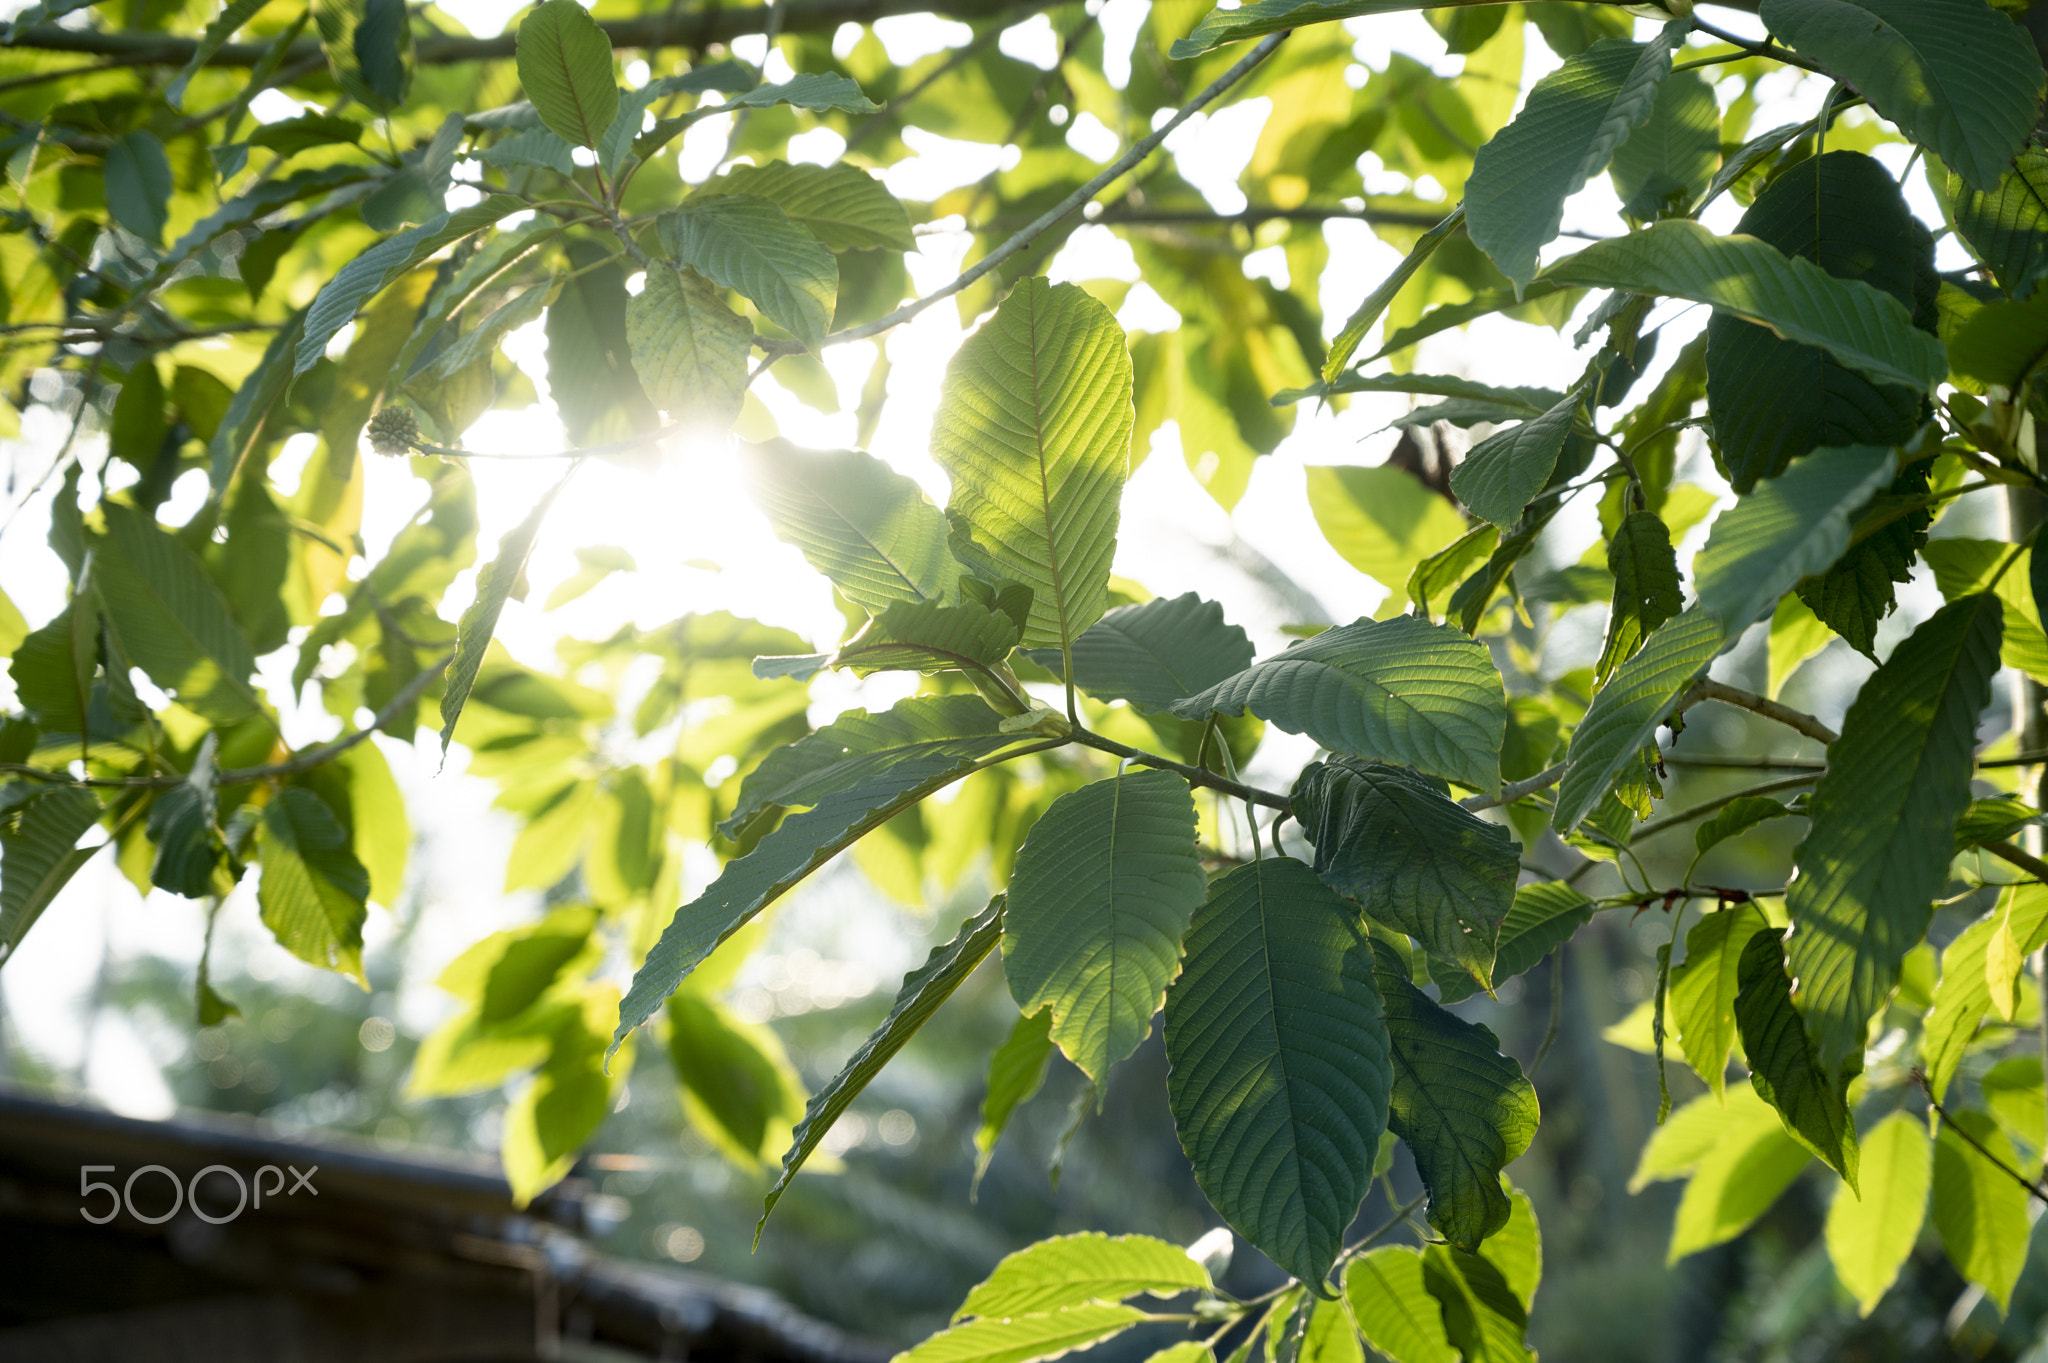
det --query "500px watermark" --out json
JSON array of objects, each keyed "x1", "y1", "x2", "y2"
[{"x1": 79, "y1": 1163, "x2": 317, "y2": 1225}]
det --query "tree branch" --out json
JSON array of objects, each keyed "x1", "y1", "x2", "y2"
[
  {"x1": 4, "y1": 0, "x2": 1037, "y2": 68},
  {"x1": 1068, "y1": 727, "x2": 1292, "y2": 813},
  {"x1": 1678, "y1": 678, "x2": 1839, "y2": 746},
  {"x1": 1461, "y1": 762, "x2": 1564, "y2": 812},
  {"x1": 1914, "y1": 1068, "x2": 2048, "y2": 1207},
  {"x1": 1631, "y1": 772, "x2": 1822, "y2": 844}
]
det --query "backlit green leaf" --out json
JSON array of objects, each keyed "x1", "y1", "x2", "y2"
[
  {"x1": 1436, "y1": 882, "x2": 1593, "y2": 1008},
  {"x1": 701, "y1": 160, "x2": 915, "y2": 253},
  {"x1": 1539, "y1": 220, "x2": 1947, "y2": 393},
  {"x1": 1667, "y1": 903, "x2": 1769, "y2": 1101},
  {"x1": 974, "y1": 1008, "x2": 1054, "y2": 1189},
  {"x1": 1924, "y1": 886, "x2": 2048, "y2": 1102},
  {"x1": 762, "y1": 895, "x2": 1005, "y2": 1237},
  {"x1": 1447, "y1": 389, "x2": 1581, "y2": 528},
  {"x1": 896, "y1": 1306, "x2": 1147, "y2": 1363},
  {"x1": 1933, "y1": 1109, "x2": 2032, "y2": 1311},
  {"x1": 1946, "y1": 149, "x2": 2048, "y2": 299},
  {"x1": 667, "y1": 991, "x2": 806, "y2": 1168},
  {"x1": 440, "y1": 477, "x2": 567, "y2": 755},
  {"x1": 932, "y1": 278, "x2": 1132, "y2": 651},
  {"x1": 1421, "y1": 1244, "x2": 1531, "y2": 1363},
  {"x1": 92, "y1": 503, "x2": 263, "y2": 726},
  {"x1": 1826, "y1": 1110, "x2": 1931, "y2": 1317},
  {"x1": 626, "y1": 264, "x2": 751, "y2": 427},
  {"x1": 743, "y1": 439, "x2": 957, "y2": 613},
  {"x1": 956, "y1": 1233, "x2": 1211, "y2": 1320},
  {"x1": 1306, "y1": 466, "x2": 1470, "y2": 595},
  {"x1": 515, "y1": 0, "x2": 619, "y2": 148},
  {"x1": 1663, "y1": 1094, "x2": 1811, "y2": 1262},
  {"x1": 104, "y1": 131, "x2": 172, "y2": 247},
  {"x1": 1345, "y1": 1248, "x2": 1457, "y2": 1363},
  {"x1": 257, "y1": 787, "x2": 371, "y2": 985},
  {"x1": 659, "y1": 195, "x2": 837, "y2": 350},
  {"x1": 1553, "y1": 608, "x2": 1724, "y2": 832},
  {"x1": 1063, "y1": 593, "x2": 1253, "y2": 712},
  {"x1": 1735, "y1": 929, "x2": 1859, "y2": 1185},
  {"x1": 0, "y1": 784, "x2": 102, "y2": 966}
]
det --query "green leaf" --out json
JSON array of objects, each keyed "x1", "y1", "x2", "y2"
[
  {"x1": 1759, "y1": 0, "x2": 2044, "y2": 193},
  {"x1": 1826, "y1": 1110, "x2": 1932, "y2": 1317},
  {"x1": 666, "y1": 991, "x2": 805, "y2": 1167},
  {"x1": 1925, "y1": 538, "x2": 2048, "y2": 685},
  {"x1": 1957, "y1": 796, "x2": 2043, "y2": 853},
  {"x1": 1305, "y1": 374, "x2": 1563, "y2": 411},
  {"x1": 1933, "y1": 1109, "x2": 2033, "y2": 1311},
  {"x1": 1447, "y1": 389, "x2": 1581, "y2": 528},
  {"x1": 1422, "y1": 1245, "x2": 1532, "y2": 1363},
  {"x1": 1171, "y1": 0, "x2": 1456, "y2": 60},
  {"x1": 148, "y1": 745, "x2": 220, "y2": 900},
  {"x1": 974, "y1": 1007, "x2": 1054, "y2": 1189},
  {"x1": 1946, "y1": 149, "x2": 2048, "y2": 299},
  {"x1": 1345, "y1": 1248, "x2": 1457, "y2": 1363},
  {"x1": 1693, "y1": 444, "x2": 1899, "y2": 635},
  {"x1": 827, "y1": 597, "x2": 1020, "y2": 678},
  {"x1": 1795, "y1": 459, "x2": 1930, "y2": 659},
  {"x1": 1538, "y1": 220, "x2": 1948, "y2": 393},
  {"x1": 742, "y1": 439, "x2": 957, "y2": 612},
  {"x1": 1924, "y1": 886, "x2": 2048, "y2": 1101},
  {"x1": 1306, "y1": 466, "x2": 1470, "y2": 595},
  {"x1": 515, "y1": 0, "x2": 619, "y2": 148},
  {"x1": 626, "y1": 264, "x2": 751, "y2": 427},
  {"x1": 1608, "y1": 68, "x2": 1721, "y2": 219},
  {"x1": 729, "y1": 72, "x2": 880, "y2": 114},
  {"x1": 1171, "y1": 615, "x2": 1506, "y2": 793},
  {"x1": 313, "y1": 0, "x2": 412, "y2": 110},
  {"x1": 1735, "y1": 929, "x2": 1859, "y2": 1185},
  {"x1": 1553, "y1": 608, "x2": 1724, "y2": 832},
  {"x1": 1061, "y1": 593, "x2": 1253, "y2": 712},
  {"x1": 547, "y1": 239, "x2": 660, "y2": 447},
  {"x1": 246, "y1": 112, "x2": 367, "y2": 156},
  {"x1": 92, "y1": 503, "x2": 263, "y2": 726},
  {"x1": 1373, "y1": 941, "x2": 1539, "y2": 1251},
  {"x1": 1597, "y1": 510, "x2": 1681, "y2": 680},
  {"x1": 0, "y1": 785, "x2": 102, "y2": 966},
  {"x1": 257, "y1": 787, "x2": 371, "y2": 985},
  {"x1": 1698, "y1": 119, "x2": 1808, "y2": 215},
  {"x1": 1323, "y1": 205, "x2": 1464, "y2": 381},
  {"x1": 896, "y1": 1306, "x2": 1147, "y2": 1363},
  {"x1": 956, "y1": 1233, "x2": 1212, "y2": 1320},
  {"x1": 1983, "y1": 1056, "x2": 2045, "y2": 1157},
  {"x1": 1466, "y1": 30, "x2": 1685, "y2": 293},
  {"x1": 168, "y1": 0, "x2": 270, "y2": 108},
  {"x1": 1694, "y1": 799, "x2": 1795, "y2": 858},
  {"x1": 1163, "y1": 857, "x2": 1393, "y2": 1288},
  {"x1": 1949, "y1": 291, "x2": 2048, "y2": 389},
  {"x1": 659, "y1": 196, "x2": 837, "y2": 350},
  {"x1": 1292, "y1": 758, "x2": 1518, "y2": 992},
  {"x1": 440, "y1": 477, "x2": 566, "y2": 755},
  {"x1": 1662, "y1": 1093, "x2": 1812, "y2": 1262},
  {"x1": 296, "y1": 196, "x2": 522, "y2": 375},
  {"x1": 700, "y1": 160, "x2": 915, "y2": 253},
  {"x1": 761, "y1": 895, "x2": 1005, "y2": 1237},
  {"x1": 1785, "y1": 593, "x2": 2002, "y2": 1079},
  {"x1": 1003, "y1": 770, "x2": 1204, "y2": 1084},
  {"x1": 104, "y1": 130, "x2": 172, "y2": 247},
  {"x1": 1481, "y1": 1184, "x2": 1542, "y2": 1311},
  {"x1": 1298, "y1": 1294, "x2": 1363, "y2": 1363},
  {"x1": 932, "y1": 278, "x2": 1133, "y2": 651},
  {"x1": 479, "y1": 125, "x2": 578, "y2": 175},
  {"x1": 1436, "y1": 882, "x2": 1594, "y2": 1008},
  {"x1": 410, "y1": 280, "x2": 551, "y2": 388},
  {"x1": 1667, "y1": 904, "x2": 1769, "y2": 1100},
  {"x1": 621, "y1": 697, "x2": 1020, "y2": 1042},
  {"x1": 1768, "y1": 594, "x2": 1834, "y2": 699},
  {"x1": 1703, "y1": 154, "x2": 1929, "y2": 492}
]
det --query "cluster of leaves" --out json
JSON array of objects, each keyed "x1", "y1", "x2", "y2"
[{"x1": 12, "y1": 0, "x2": 2048, "y2": 1355}]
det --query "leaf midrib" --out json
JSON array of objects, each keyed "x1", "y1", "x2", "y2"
[{"x1": 1025, "y1": 288, "x2": 1076, "y2": 652}]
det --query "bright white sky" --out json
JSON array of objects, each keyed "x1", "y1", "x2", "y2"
[{"x1": 0, "y1": 3, "x2": 1977, "y2": 1122}]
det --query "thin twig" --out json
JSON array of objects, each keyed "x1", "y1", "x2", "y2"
[
  {"x1": 1678, "y1": 678, "x2": 1838, "y2": 746},
  {"x1": 772, "y1": 29, "x2": 1290, "y2": 354},
  {"x1": 1915, "y1": 1068, "x2": 2048, "y2": 1207},
  {"x1": 1531, "y1": 948, "x2": 1565, "y2": 1077},
  {"x1": 1631, "y1": 773, "x2": 1822, "y2": 843},
  {"x1": 1069, "y1": 727, "x2": 1291, "y2": 813}
]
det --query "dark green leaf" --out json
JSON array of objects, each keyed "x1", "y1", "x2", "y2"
[
  {"x1": 1694, "y1": 798, "x2": 1795, "y2": 857},
  {"x1": 1608, "y1": 68, "x2": 1721, "y2": 219},
  {"x1": 1373, "y1": 941, "x2": 1539, "y2": 1251},
  {"x1": 313, "y1": 0, "x2": 412, "y2": 111},
  {"x1": 1448, "y1": 389, "x2": 1581, "y2": 527},
  {"x1": 1704, "y1": 154, "x2": 1929, "y2": 492},
  {"x1": 1061, "y1": 592, "x2": 1253, "y2": 712},
  {"x1": 1759, "y1": 0, "x2": 2044, "y2": 192},
  {"x1": 1171, "y1": 0, "x2": 1463, "y2": 60},
  {"x1": 1795, "y1": 458, "x2": 1932, "y2": 659},
  {"x1": 1955, "y1": 796, "x2": 2041, "y2": 852},
  {"x1": 147, "y1": 740, "x2": 220, "y2": 899},
  {"x1": 621, "y1": 697, "x2": 1021, "y2": 1042},
  {"x1": 760, "y1": 895, "x2": 1005, "y2": 1237},
  {"x1": 667, "y1": 991, "x2": 805, "y2": 1166},
  {"x1": 546, "y1": 239, "x2": 659, "y2": 447},
  {"x1": 1293, "y1": 758, "x2": 1518, "y2": 992},
  {"x1": 92, "y1": 503, "x2": 263, "y2": 726},
  {"x1": 1422, "y1": 1245, "x2": 1532, "y2": 1363},
  {"x1": 1553, "y1": 608, "x2": 1724, "y2": 832},
  {"x1": 728, "y1": 72, "x2": 880, "y2": 113},
  {"x1": 1736, "y1": 928, "x2": 1859, "y2": 1184},
  {"x1": 1171, "y1": 615, "x2": 1506, "y2": 792},
  {"x1": 1435, "y1": 882, "x2": 1593, "y2": 1007},
  {"x1": 1785, "y1": 593, "x2": 2002, "y2": 1078},
  {"x1": 932, "y1": 278, "x2": 1132, "y2": 651},
  {"x1": 1163, "y1": 857, "x2": 1392, "y2": 1287},
  {"x1": 1467, "y1": 29, "x2": 1685, "y2": 292},
  {"x1": 1598, "y1": 511, "x2": 1681, "y2": 681},
  {"x1": 828, "y1": 597, "x2": 1020, "y2": 677},
  {"x1": 479, "y1": 125, "x2": 578, "y2": 175}
]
